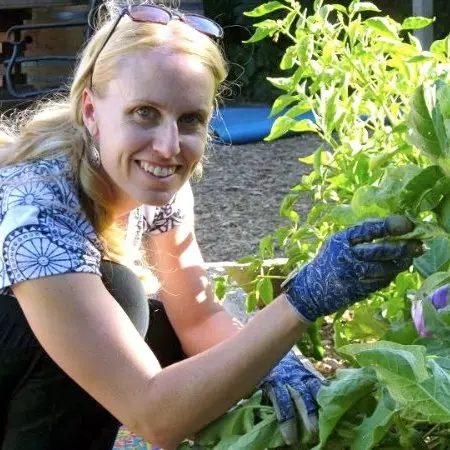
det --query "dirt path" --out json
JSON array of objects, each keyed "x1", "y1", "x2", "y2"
[{"x1": 192, "y1": 133, "x2": 322, "y2": 262}]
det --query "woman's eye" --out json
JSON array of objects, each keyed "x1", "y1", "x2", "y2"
[
  {"x1": 179, "y1": 114, "x2": 204, "y2": 126},
  {"x1": 133, "y1": 106, "x2": 157, "y2": 120}
]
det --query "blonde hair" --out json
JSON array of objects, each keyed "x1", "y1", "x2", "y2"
[{"x1": 0, "y1": 2, "x2": 228, "y2": 279}]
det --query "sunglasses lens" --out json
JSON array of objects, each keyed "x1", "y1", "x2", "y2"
[
  {"x1": 129, "y1": 5, "x2": 171, "y2": 24},
  {"x1": 183, "y1": 15, "x2": 223, "y2": 38}
]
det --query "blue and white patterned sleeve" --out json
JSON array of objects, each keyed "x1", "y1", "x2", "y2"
[
  {"x1": 0, "y1": 157, "x2": 102, "y2": 294},
  {"x1": 142, "y1": 182, "x2": 193, "y2": 236}
]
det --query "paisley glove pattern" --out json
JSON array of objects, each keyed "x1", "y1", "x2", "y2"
[
  {"x1": 259, "y1": 350, "x2": 326, "y2": 445},
  {"x1": 283, "y1": 217, "x2": 422, "y2": 322}
]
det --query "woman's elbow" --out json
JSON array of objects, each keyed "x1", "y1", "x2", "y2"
[{"x1": 130, "y1": 417, "x2": 185, "y2": 450}]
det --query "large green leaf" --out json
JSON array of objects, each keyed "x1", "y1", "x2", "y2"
[
  {"x1": 413, "y1": 236, "x2": 450, "y2": 278},
  {"x1": 314, "y1": 368, "x2": 378, "y2": 449},
  {"x1": 407, "y1": 84, "x2": 449, "y2": 161},
  {"x1": 188, "y1": 390, "x2": 286, "y2": 450},
  {"x1": 194, "y1": 392, "x2": 261, "y2": 446},
  {"x1": 399, "y1": 165, "x2": 447, "y2": 213},
  {"x1": 212, "y1": 416, "x2": 281, "y2": 450},
  {"x1": 350, "y1": 388, "x2": 398, "y2": 450},
  {"x1": 351, "y1": 165, "x2": 422, "y2": 218},
  {"x1": 438, "y1": 83, "x2": 450, "y2": 145},
  {"x1": 343, "y1": 304, "x2": 389, "y2": 341},
  {"x1": 339, "y1": 341, "x2": 450, "y2": 423},
  {"x1": 405, "y1": 359, "x2": 450, "y2": 423},
  {"x1": 438, "y1": 83, "x2": 450, "y2": 118}
]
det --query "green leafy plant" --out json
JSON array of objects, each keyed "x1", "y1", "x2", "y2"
[
  {"x1": 221, "y1": 0, "x2": 450, "y2": 342},
  {"x1": 208, "y1": 0, "x2": 450, "y2": 447},
  {"x1": 177, "y1": 390, "x2": 288, "y2": 450}
]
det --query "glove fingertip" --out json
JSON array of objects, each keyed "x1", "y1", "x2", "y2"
[
  {"x1": 386, "y1": 215, "x2": 414, "y2": 236},
  {"x1": 279, "y1": 420, "x2": 299, "y2": 446}
]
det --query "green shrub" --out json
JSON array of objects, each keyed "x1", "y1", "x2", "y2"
[
  {"x1": 212, "y1": 0, "x2": 450, "y2": 447},
  {"x1": 204, "y1": 0, "x2": 449, "y2": 103}
]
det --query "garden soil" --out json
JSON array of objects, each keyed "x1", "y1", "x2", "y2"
[{"x1": 192, "y1": 133, "x2": 321, "y2": 263}]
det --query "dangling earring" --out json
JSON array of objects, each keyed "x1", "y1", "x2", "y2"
[{"x1": 88, "y1": 144, "x2": 101, "y2": 168}]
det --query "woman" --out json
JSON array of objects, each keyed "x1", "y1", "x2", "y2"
[{"x1": 0, "y1": 1, "x2": 422, "y2": 449}]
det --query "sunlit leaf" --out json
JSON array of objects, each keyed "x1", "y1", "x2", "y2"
[
  {"x1": 401, "y1": 17, "x2": 435, "y2": 31},
  {"x1": 244, "y1": 1, "x2": 287, "y2": 17}
]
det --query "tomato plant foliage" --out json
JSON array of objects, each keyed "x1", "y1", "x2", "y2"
[{"x1": 206, "y1": 0, "x2": 450, "y2": 448}]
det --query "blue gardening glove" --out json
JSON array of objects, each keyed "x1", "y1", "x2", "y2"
[
  {"x1": 259, "y1": 350, "x2": 326, "y2": 445},
  {"x1": 412, "y1": 284, "x2": 450, "y2": 337},
  {"x1": 283, "y1": 216, "x2": 423, "y2": 323}
]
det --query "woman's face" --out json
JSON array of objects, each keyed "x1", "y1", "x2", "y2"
[{"x1": 82, "y1": 47, "x2": 215, "y2": 214}]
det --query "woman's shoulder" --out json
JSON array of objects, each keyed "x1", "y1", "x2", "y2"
[
  {"x1": 0, "y1": 155, "x2": 80, "y2": 210},
  {"x1": 0, "y1": 155, "x2": 101, "y2": 290},
  {"x1": 0, "y1": 154, "x2": 71, "y2": 181}
]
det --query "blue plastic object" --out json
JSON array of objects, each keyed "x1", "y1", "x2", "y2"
[{"x1": 209, "y1": 106, "x2": 315, "y2": 145}]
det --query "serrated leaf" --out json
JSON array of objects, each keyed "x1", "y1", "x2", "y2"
[
  {"x1": 401, "y1": 16, "x2": 435, "y2": 30},
  {"x1": 314, "y1": 368, "x2": 378, "y2": 449}
]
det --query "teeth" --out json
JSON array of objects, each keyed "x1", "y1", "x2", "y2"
[{"x1": 139, "y1": 161, "x2": 176, "y2": 178}]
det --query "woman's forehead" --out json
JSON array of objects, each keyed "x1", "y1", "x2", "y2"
[{"x1": 104, "y1": 49, "x2": 216, "y2": 108}]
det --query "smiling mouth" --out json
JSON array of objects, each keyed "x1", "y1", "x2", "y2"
[{"x1": 138, "y1": 161, "x2": 177, "y2": 178}]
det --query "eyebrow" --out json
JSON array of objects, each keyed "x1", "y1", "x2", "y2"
[{"x1": 129, "y1": 99, "x2": 211, "y2": 116}]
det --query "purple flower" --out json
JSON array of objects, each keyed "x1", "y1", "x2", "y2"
[{"x1": 412, "y1": 284, "x2": 449, "y2": 337}]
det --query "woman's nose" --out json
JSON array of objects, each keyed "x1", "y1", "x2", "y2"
[{"x1": 151, "y1": 120, "x2": 180, "y2": 158}]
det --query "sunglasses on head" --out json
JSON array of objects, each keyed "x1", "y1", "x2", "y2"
[{"x1": 89, "y1": 4, "x2": 223, "y2": 87}]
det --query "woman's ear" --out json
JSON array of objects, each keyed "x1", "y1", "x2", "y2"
[{"x1": 81, "y1": 88, "x2": 98, "y2": 137}]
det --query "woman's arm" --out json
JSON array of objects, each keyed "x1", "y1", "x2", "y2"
[
  {"x1": 13, "y1": 273, "x2": 306, "y2": 449},
  {"x1": 144, "y1": 206, "x2": 244, "y2": 356}
]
